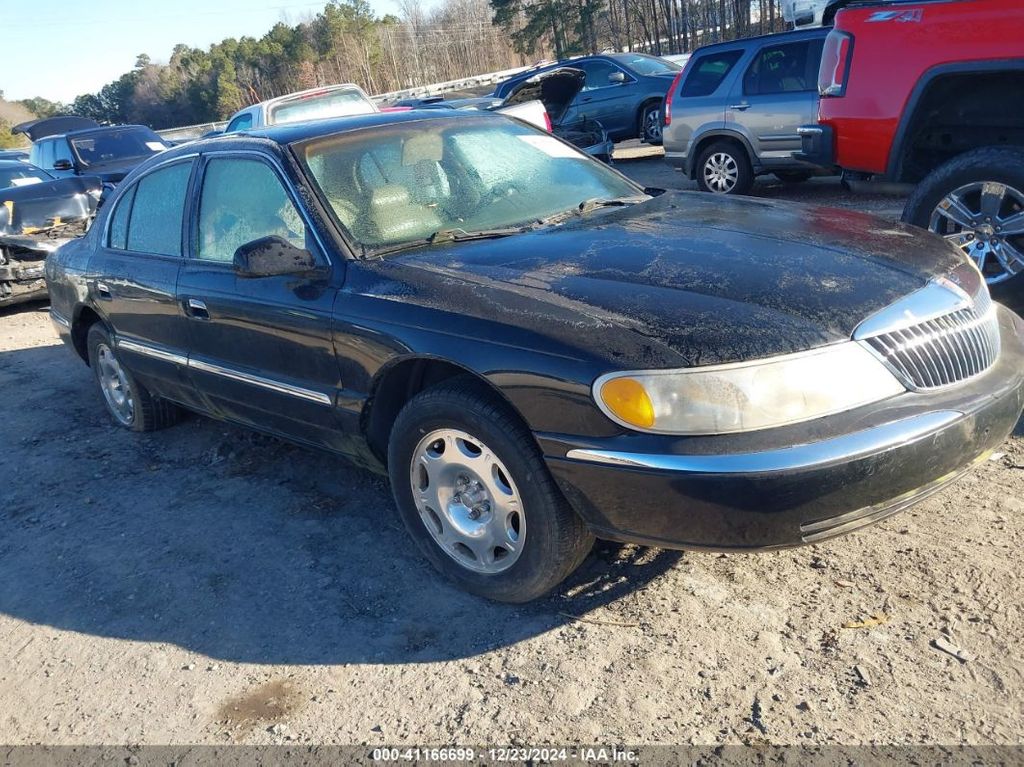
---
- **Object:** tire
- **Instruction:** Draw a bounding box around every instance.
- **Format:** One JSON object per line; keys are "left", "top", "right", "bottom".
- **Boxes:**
{"left": 902, "top": 146, "right": 1024, "bottom": 310}
{"left": 387, "top": 377, "right": 594, "bottom": 603}
{"left": 695, "top": 141, "right": 754, "bottom": 195}
{"left": 86, "top": 323, "right": 181, "bottom": 432}
{"left": 640, "top": 103, "right": 663, "bottom": 145}
{"left": 774, "top": 170, "right": 813, "bottom": 184}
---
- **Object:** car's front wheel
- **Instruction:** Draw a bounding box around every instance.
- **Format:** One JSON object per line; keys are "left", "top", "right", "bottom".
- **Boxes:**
{"left": 86, "top": 323, "right": 181, "bottom": 432}
{"left": 902, "top": 146, "right": 1024, "bottom": 310}
{"left": 640, "top": 103, "right": 663, "bottom": 145}
{"left": 696, "top": 141, "right": 754, "bottom": 195}
{"left": 387, "top": 377, "right": 593, "bottom": 603}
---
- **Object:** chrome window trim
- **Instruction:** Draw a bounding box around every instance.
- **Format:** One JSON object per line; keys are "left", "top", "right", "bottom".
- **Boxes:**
{"left": 113, "top": 337, "right": 332, "bottom": 406}
{"left": 189, "top": 357, "right": 332, "bottom": 405}
{"left": 564, "top": 410, "right": 963, "bottom": 474}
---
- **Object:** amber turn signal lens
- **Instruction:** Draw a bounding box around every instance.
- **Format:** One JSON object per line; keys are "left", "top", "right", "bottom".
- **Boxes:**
{"left": 600, "top": 377, "right": 655, "bottom": 429}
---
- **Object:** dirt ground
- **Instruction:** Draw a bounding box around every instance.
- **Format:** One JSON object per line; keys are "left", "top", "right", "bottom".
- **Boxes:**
{"left": 1, "top": 150, "right": 1022, "bottom": 749}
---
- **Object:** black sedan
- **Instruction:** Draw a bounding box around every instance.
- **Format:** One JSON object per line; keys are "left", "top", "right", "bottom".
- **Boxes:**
{"left": 46, "top": 110, "right": 1024, "bottom": 602}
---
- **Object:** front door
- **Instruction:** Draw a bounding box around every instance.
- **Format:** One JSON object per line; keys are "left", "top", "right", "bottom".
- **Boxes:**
{"left": 87, "top": 157, "right": 201, "bottom": 409}
{"left": 575, "top": 58, "right": 637, "bottom": 135}
{"left": 728, "top": 38, "right": 824, "bottom": 161}
{"left": 177, "top": 152, "right": 344, "bottom": 449}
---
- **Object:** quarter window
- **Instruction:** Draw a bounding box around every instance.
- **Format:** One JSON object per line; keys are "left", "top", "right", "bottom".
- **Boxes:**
{"left": 743, "top": 40, "right": 823, "bottom": 95}
{"left": 226, "top": 113, "right": 253, "bottom": 133}
{"left": 197, "top": 157, "right": 306, "bottom": 262}
{"left": 124, "top": 161, "right": 191, "bottom": 256}
{"left": 107, "top": 185, "right": 137, "bottom": 250}
{"left": 679, "top": 50, "right": 744, "bottom": 97}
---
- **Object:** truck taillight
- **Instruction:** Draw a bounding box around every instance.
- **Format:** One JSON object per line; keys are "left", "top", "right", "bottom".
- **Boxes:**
{"left": 819, "top": 29, "right": 854, "bottom": 97}
{"left": 664, "top": 70, "right": 685, "bottom": 126}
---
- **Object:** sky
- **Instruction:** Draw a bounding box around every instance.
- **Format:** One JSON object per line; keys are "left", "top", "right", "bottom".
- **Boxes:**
{"left": 0, "top": 0, "right": 408, "bottom": 104}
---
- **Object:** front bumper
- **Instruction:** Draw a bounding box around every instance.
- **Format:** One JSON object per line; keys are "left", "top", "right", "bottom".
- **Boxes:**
{"left": 544, "top": 305, "right": 1024, "bottom": 550}
{"left": 795, "top": 124, "right": 836, "bottom": 170}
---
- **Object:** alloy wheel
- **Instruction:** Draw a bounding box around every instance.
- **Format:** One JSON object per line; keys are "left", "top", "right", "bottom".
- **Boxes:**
{"left": 643, "top": 108, "right": 662, "bottom": 143}
{"left": 96, "top": 343, "right": 135, "bottom": 426}
{"left": 409, "top": 428, "right": 524, "bottom": 574}
{"left": 703, "top": 152, "right": 739, "bottom": 194}
{"left": 928, "top": 181, "right": 1024, "bottom": 284}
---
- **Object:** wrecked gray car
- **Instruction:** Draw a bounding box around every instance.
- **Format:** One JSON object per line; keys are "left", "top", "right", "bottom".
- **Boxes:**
{"left": 0, "top": 159, "right": 98, "bottom": 308}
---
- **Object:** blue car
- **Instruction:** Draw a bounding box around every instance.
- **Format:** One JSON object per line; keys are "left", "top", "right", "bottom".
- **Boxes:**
{"left": 494, "top": 53, "right": 681, "bottom": 144}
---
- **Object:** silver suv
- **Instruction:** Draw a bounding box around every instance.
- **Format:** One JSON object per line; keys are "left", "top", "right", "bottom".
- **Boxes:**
{"left": 662, "top": 28, "right": 828, "bottom": 195}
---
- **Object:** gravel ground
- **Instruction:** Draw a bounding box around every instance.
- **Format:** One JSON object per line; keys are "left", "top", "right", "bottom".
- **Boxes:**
{"left": 1, "top": 150, "right": 1022, "bottom": 749}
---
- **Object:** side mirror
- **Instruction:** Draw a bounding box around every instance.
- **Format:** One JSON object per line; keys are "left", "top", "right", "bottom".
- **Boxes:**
{"left": 608, "top": 71, "right": 627, "bottom": 85}
{"left": 52, "top": 159, "right": 74, "bottom": 171}
{"left": 233, "top": 236, "right": 317, "bottom": 278}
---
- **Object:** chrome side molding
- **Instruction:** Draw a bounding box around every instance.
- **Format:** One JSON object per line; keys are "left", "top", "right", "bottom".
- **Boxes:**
{"left": 115, "top": 336, "right": 332, "bottom": 406}
{"left": 564, "top": 410, "right": 964, "bottom": 474}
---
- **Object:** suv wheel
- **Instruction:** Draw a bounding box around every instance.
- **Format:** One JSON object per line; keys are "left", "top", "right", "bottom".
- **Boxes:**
{"left": 696, "top": 142, "right": 753, "bottom": 195}
{"left": 640, "top": 103, "right": 662, "bottom": 145}
{"left": 86, "top": 323, "right": 182, "bottom": 432}
{"left": 387, "top": 377, "right": 594, "bottom": 603}
{"left": 903, "top": 147, "right": 1024, "bottom": 308}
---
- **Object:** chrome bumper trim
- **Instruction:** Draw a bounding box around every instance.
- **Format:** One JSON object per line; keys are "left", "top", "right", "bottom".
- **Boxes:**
{"left": 49, "top": 309, "right": 71, "bottom": 329}
{"left": 564, "top": 410, "right": 963, "bottom": 474}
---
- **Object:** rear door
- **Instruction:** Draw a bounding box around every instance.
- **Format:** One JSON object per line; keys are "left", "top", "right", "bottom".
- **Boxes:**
{"left": 728, "top": 37, "right": 825, "bottom": 161}
{"left": 176, "top": 151, "right": 344, "bottom": 449}
{"left": 665, "top": 48, "right": 745, "bottom": 158}
{"left": 87, "top": 156, "right": 202, "bottom": 409}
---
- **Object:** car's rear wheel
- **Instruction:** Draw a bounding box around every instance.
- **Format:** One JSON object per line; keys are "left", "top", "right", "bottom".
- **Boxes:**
{"left": 640, "top": 103, "right": 663, "bottom": 145}
{"left": 696, "top": 141, "right": 753, "bottom": 195}
{"left": 86, "top": 323, "right": 181, "bottom": 432}
{"left": 387, "top": 377, "right": 593, "bottom": 603}
{"left": 902, "top": 147, "right": 1024, "bottom": 310}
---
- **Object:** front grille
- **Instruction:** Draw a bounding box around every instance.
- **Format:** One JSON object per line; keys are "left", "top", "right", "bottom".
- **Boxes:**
{"left": 862, "top": 303, "right": 1000, "bottom": 390}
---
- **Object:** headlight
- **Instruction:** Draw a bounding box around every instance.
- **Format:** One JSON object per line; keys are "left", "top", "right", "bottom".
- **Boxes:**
{"left": 595, "top": 342, "right": 905, "bottom": 435}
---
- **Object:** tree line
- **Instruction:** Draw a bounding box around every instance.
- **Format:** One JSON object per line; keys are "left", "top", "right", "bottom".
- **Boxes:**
{"left": 3, "top": 0, "right": 786, "bottom": 137}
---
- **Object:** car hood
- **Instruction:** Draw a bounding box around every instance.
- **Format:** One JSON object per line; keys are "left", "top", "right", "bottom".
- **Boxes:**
{"left": 501, "top": 68, "right": 585, "bottom": 126}
{"left": 0, "top": 175, "right": 99, "bottom": 235}
{"left": 357, "top": 193, "right": 967, "bottom": 369}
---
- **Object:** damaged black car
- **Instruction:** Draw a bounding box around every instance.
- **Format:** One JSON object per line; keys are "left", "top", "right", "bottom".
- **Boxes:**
{"left": 0, "top": 159, "right": 98, "bottom": 307}
{"left": 47, "top": 111, "right": 1024, "bottom": 602}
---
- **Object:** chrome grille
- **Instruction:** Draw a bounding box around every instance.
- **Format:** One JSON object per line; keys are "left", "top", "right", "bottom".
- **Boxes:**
{"left": 862, "top": 304, "right": 999, "bottom": 390}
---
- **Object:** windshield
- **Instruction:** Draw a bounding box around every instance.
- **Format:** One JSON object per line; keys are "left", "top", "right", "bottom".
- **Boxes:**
{"left": 70, "top": 128, "right": 167, "bottom": 167}
{"left": 616, "top": 54, "right": 681, "bottom": 75}
{"left": 0, "top": 165, "right": 52, "bottom": 188}
{"left": 297, "top": 116, "right": 641, "bottom": 252}
{"left": 270, "top": 88, "right": 376, "bottom": 126}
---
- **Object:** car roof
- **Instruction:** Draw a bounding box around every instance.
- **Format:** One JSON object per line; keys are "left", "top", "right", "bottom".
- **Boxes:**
{"left": 691, "top": 26, "right": 831, "bottom": 53}
{"left": 151, "top": 109, "right": 494, "bottom": 164}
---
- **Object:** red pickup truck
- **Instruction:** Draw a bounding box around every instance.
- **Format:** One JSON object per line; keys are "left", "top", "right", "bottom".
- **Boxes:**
{"left": 799, "top": 0, "right": 1024, "bottom": 306}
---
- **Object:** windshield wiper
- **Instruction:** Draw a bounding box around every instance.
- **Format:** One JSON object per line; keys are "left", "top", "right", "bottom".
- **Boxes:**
{"left": 368, "top": 226, "right": 530, "bottom": 258}
{"left": 536, "top": 195, "right": 649, "bottom": 227}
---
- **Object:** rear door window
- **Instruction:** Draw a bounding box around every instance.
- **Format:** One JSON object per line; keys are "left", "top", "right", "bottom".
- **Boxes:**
{"left": 743, "top": 40, "right": 823, "bottom": 95}
{"left": 124, "top": 161, "right": 192, "bottom": 256}
{"left": 679, "top": 50, "right": 744, "bottom": 97}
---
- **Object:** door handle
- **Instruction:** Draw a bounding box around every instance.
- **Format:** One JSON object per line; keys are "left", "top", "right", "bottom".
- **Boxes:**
{"left": 729, "top": 103, "right": 751, "bottom": 111}
{"left": 184, "top": 298, "right": 210, "bottom": 320}
{"left": 95, "top": 282, "right": 112, "bottom": 300}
